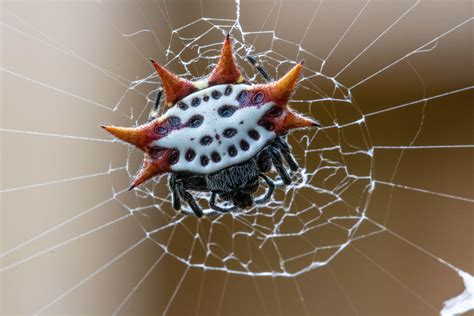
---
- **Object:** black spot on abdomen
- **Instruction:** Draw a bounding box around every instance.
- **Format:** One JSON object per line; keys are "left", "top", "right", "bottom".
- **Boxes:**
{"left": 218, "top": 105, "right": 238, "bottom": 118}
{"left": 185, "top": 149, "right": 196, "bottom": 161}
{"left": 212, "top": 90, "right": 222, "bottom": 99}
{"left": 200, "top": 155, "right": 209, "bottom": 166}
{"left": 211, "top": 152, "right": 221, "bottom": 162}
{"left": 223, "top": 128, "right": 238, "bottom": 138}
{"left": 224, "top": 85, "right": 233, "bottom": 96}
{"left": 248, "top": 129, "right": 260, "bottom": 140}
{"left": 200, "top": 135, "right": 213, "bottom": 145}
{"left": 191, "top": 97, "right": 201, "bottom": 107}
{"left": 240, "top": 140, "right": 250, "bottom": 151}
{"left": 228, "top": 145, "right": 238, "bottom": 157}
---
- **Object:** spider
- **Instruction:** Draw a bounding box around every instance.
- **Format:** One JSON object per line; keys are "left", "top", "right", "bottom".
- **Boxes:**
{"left": 102, "top": 34, "right": 320, "bottom": 217}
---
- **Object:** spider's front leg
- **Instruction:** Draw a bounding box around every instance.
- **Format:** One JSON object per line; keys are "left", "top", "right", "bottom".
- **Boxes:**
{"left": 273, "top": 137, "right": 299, "bottom": 172}
{"left": 246, "top": 55, "right": 272, "bottom": 82}
{"left": 169, "top": 174, "right": 204, "bottom": 217}
{"left": 148, "top": 88, "right": 163, "bottom": 122}
{"left": 267, "top": 146, "right": 292, "bottom": 185}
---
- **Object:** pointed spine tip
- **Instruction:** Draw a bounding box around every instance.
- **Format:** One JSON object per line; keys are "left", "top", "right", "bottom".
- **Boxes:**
{"left": 150, "top": 59, "right": 161, "bottom": 70}
{"left": 100, "top": 125, "right": 107, "bottom": 129}
{"left": 299, "top": 60, "right": 304, "bottom": 65}
{"left": 128, "top": 184, "right": 136, "bottom": 191}
{"left": 226, "top": 33, "right": 230, "bottom": 40}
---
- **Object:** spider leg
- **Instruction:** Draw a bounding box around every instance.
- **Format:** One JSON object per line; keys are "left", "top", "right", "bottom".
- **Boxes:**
{"left": 273, "top": 178, "right": 286, "bottom": 187}
{"left": 148, "top": 87, "right": 163, "bottom": 122}
{"left": 175, "top": 182, "right": 203, "bottom": 217}
{"left": 268, "top": 147, "right": 292, "bottom": 185}
{"left": 210, "top": 193, "right": 238, "bottom": 213}
{"left": 168, "top": 175, "right": 181, "bottom": 211}
{"left": 273, "top": 137, "right": 299, "bottom": 172}
{"left": 257, "top": 150, "right": 272, "bottom": 173}
{"left": 255, "top": 173, "right": 275, "bottom": 205}
{"left": 246, "top": 55, "right": 272, "bottom": 82}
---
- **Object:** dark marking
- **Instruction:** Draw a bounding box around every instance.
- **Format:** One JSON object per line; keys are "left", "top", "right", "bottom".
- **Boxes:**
{"left": 211, "top": 152, "right": 221, "bottom": 162}
{"left": 203, "top": 95, "right": 209, "bottom": 102}
{"left": 185, "top": 149, "right": 196, "bottom": 161}
{"left": 253, "top": 92, "right": 264, "bottom": 103}
{"left": 155, "top": 126, "right": 168, "bottom": 135}
{"left": 228, "top": 145, "right": 237, "bottom": 157}
{"left": 248, "top": 129, "right": 260, "bottom": 140}
{"left": 218, "top": 105, "right": 238, "bottom": 118}
{"left": 223, "top": 128, "right": 238, "bottom": 138}
{"left": 224, "top": 85, "right": 233, "bottom": 96}
{"left": 188, "top": 115, "right": 204, "bottom": 128}
{"left": 200, "top": 155, "right": 209, "bottom": 166}
{"left": 168, "top": 150, "right": 180, "bottom": 165}
{"left": 212, "top": 90, "right": 222, "bottom": 99}
{"left": 168, "top": 116, "right": 181, "bottom": 127}
{"left": 149, "top": 146, "right": 164, "bottom": 158}
{"left": 200, "top": 135, "right": 213, "bottom": 145}
{"left": 240, "top": 139, "right": 250, "bottom": 151}
{"left": 267, "top": 106, "right": 283, "bottom": 117}
{"left": 191, "top": 97, "right": 201, "bottom": 107}
{"left": 237, "top": 90, "right": 248, "bottom": 102}
{"left": 259, "top": 120, "right": 275, "bottom": 131}
{"left": 215, "top": 134, "right": 220, "bottom": 140}
{"left": 177, "top": 101, "right": 188, "bottom": 110}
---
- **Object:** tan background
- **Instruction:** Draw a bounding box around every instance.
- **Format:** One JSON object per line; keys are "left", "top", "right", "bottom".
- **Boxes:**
{"left": 1, "top": 0, "right": 473, "bottom": 315}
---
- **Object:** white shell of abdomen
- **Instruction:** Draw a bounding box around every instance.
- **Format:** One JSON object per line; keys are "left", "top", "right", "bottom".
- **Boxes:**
{"left": 154, "top": 84, "right": 275, "bottom": 174}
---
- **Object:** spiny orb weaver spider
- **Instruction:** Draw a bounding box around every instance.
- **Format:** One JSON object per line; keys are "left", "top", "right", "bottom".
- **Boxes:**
{"left": 102, "top": 34, "right": 320, "bottom": 217}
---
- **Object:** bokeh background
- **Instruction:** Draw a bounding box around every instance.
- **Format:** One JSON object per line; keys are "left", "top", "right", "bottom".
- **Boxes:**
{"left": 1, "top": 0, "right": 473, "bottom": 315}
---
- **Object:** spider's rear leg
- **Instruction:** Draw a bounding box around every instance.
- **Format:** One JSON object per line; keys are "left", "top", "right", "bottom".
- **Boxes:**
{"left": 209, "top": 193, "right": 237, "bottom": 213}
{"left": 148, "top": 88, "right": 163, "bottom": 122}
{"left": 255, "top": 173, "right": 275, "bottom": 205}
{"left": 273, "top": 137, "right": 299, "bottom": 172}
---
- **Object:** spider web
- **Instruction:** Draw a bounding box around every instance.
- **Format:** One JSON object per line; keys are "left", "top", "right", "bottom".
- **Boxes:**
{"left": 1, "top": 0, "right": 473, "bottom": 315}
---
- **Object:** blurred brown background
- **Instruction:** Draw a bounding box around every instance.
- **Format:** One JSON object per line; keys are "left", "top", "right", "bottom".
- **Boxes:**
{"left": 1, "top": 0, "right": 473, "bottom": 315}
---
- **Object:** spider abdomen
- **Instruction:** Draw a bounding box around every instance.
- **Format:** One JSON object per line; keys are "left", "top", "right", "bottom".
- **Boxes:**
{"left": 155, "top": 84, "right": 275, "bottom": 174}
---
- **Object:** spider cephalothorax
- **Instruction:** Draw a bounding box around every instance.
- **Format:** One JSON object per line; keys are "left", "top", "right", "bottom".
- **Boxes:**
{"left": 102, "top": 35, "right": 320, "bottom": 216}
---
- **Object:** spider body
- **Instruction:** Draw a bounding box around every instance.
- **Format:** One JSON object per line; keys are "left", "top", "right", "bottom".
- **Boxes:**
{"left": 102, "top": 35, "right": 320, "bottom": 217}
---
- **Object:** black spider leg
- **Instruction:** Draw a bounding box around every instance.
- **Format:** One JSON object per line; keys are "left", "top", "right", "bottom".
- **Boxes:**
{"left": 246, "top": 55, "right": 272, "bottom": 82}
{"left": 254, "top": 173, "right": 275, "bottom": 204}
{"left": 148, "top": 87, "right": 163, "bottom": 122}
{"left": 267, "top": 146, "right": 292, "bottom": 185}
{"left": 257, "top": 148, "right": 286, "bottom": 188}
{"left": 168, "top": 175, "right": 181, "bottom": 211}
{"left": 273, "top": 137, "right": 299, "bottom": 172}
{"left": 209, "top": 193, "right": 238, "bottom": 213}
{"left": 169, "top": 175, "right": 203, "bottom": 217}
